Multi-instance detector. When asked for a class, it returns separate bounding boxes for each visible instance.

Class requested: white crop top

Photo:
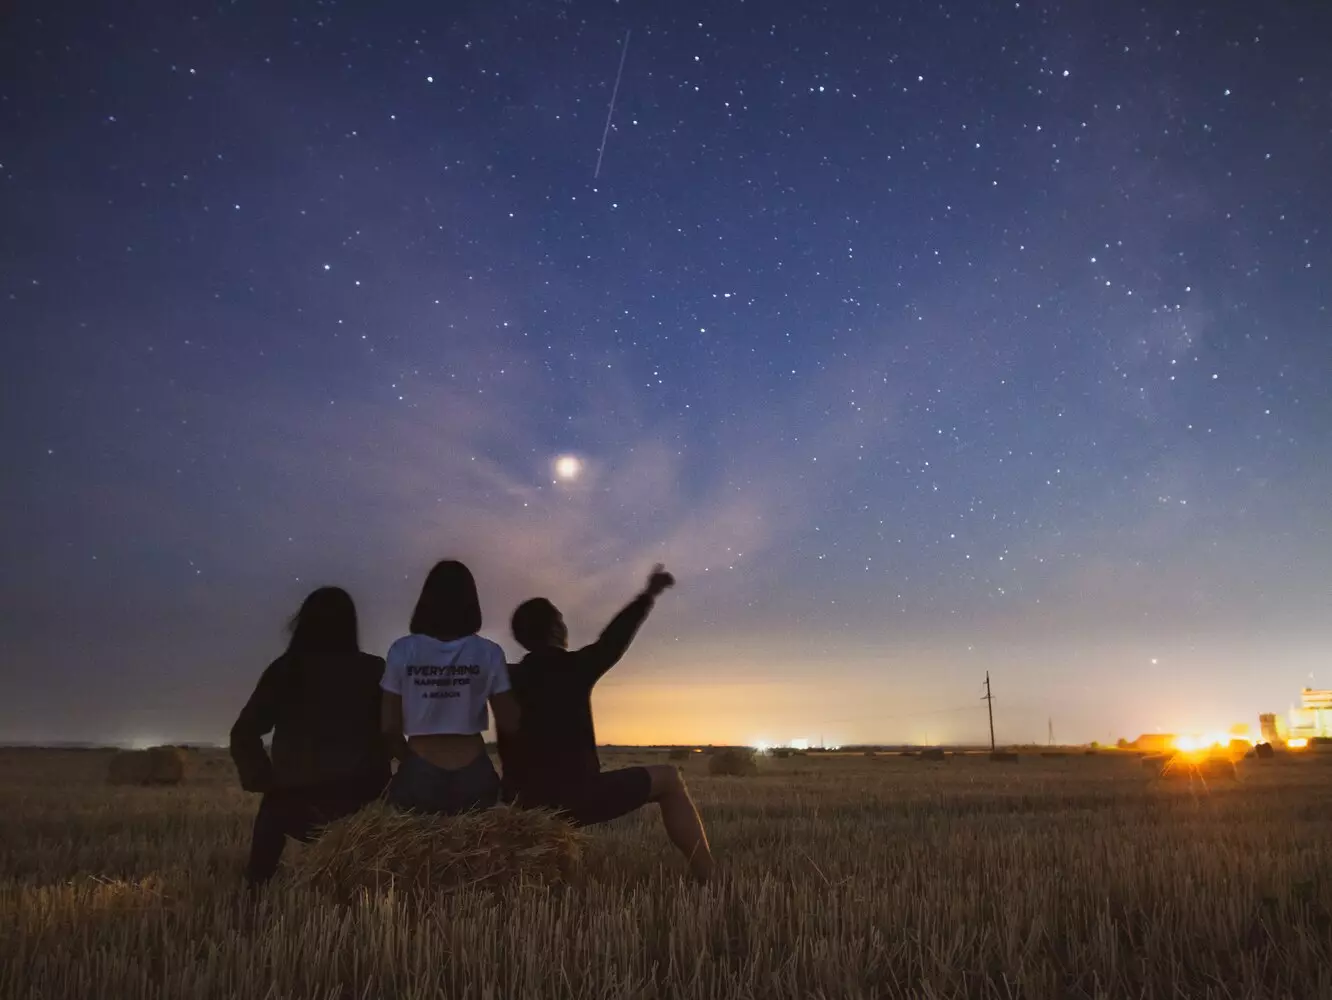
[381,633,511,737]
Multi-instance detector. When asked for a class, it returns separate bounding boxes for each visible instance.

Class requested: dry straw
[708,747,758,776]
[289,801,584,899]
[106,747,187,786]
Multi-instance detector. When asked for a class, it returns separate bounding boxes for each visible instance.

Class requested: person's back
[504,647,602,793]
[380,560,519,815]
[268,650,390,787]
[230,586,389,884]
[384,632,505,741]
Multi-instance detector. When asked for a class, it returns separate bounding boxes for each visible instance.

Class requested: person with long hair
[381,560,519,813]
[498,565,714,882]
[230,586,390,884]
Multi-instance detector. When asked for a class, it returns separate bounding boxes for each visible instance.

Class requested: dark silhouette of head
[410,560,483,641]
[287,587,360,655]
[511,597,569,652]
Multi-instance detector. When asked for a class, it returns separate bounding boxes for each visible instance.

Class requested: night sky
[3,2,1330,748]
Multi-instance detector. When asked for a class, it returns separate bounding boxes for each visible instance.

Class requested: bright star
[553,455,582,482]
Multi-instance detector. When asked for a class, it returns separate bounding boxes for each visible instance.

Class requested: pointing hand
[646,564,675,597]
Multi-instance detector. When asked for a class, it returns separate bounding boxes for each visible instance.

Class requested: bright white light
[790,738,810,751]
[553,454,582,482]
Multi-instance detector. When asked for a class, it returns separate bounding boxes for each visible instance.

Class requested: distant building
[1258,713,1282,745]
[1132,733,1176,753]
[1287,689,1332,742]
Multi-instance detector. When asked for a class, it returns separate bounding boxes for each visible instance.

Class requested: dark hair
[511,597,559,652]
[410,560,483,641]
[287,587,360,655]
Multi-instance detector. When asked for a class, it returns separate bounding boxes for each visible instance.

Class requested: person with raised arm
[380,560,520,814]
[499,565,714,882]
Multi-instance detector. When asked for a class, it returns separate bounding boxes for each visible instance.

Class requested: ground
[3,747,1332,999]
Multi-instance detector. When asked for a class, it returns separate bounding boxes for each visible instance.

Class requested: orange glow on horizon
[1173,731,1255,754]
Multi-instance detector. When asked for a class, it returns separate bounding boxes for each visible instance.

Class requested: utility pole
[1048,717,1054,746]
[983,671,996,753]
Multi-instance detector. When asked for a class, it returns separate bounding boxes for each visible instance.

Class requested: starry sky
[3,1,1330,748]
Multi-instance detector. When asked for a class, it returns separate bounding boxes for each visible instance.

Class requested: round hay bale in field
[107,746,186,786]
[989,751,1020,763]
[290,802,583,899]
[919,748,947,762]
[1254,742,1275,759]
[708,747,758,777]
[667,748,691,761]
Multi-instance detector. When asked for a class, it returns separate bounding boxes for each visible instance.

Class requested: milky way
[2,2,1329,746]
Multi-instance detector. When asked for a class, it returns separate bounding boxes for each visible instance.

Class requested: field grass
[3,747,1332,999]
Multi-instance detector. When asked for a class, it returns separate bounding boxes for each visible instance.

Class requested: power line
[983,671,996,753]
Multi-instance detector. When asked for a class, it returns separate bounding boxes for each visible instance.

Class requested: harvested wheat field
[3,747,1332,1000]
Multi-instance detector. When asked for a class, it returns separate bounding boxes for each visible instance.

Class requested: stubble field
[3,747,1332,1000]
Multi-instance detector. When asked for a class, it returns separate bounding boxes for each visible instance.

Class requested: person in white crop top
[380,560,520,815]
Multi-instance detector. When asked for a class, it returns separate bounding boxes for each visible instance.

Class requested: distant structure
[1258,713,1282,745]
[1132,733,1176,753]
[1287,689,1332,742]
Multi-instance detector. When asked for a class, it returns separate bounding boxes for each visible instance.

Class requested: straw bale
[107,746,186,786]
[919,748,947,762]
[989,751,1020,763]
[708,747,758,777]
[289,801,584,899]
[667,748,691,761]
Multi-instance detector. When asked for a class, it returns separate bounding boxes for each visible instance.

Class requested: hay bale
[290,801,583,899]
[667,748,691,761]
[107,746,186,786]
[1254,742,1275,759]
[919,748,947,762]
[773,748,792,759]
[708,747,758,777]
[990,751,1020,763]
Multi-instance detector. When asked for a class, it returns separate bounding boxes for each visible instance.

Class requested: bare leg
[645,764,714,883]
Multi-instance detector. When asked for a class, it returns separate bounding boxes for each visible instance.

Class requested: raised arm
[229,657,289,793]
[576,565,675,683]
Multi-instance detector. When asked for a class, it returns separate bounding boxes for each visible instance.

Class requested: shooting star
[594,29,631,180]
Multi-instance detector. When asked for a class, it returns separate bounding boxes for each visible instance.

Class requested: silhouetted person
[231,587,390,884]
[499,565,714,882]
[381,560,520,813]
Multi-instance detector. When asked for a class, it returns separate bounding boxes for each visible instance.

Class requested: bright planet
[553,455,583,482]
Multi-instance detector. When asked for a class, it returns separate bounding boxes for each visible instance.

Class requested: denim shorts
[388,752,500,816]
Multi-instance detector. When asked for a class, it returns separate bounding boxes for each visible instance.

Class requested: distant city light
[1173,732,1255,754]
